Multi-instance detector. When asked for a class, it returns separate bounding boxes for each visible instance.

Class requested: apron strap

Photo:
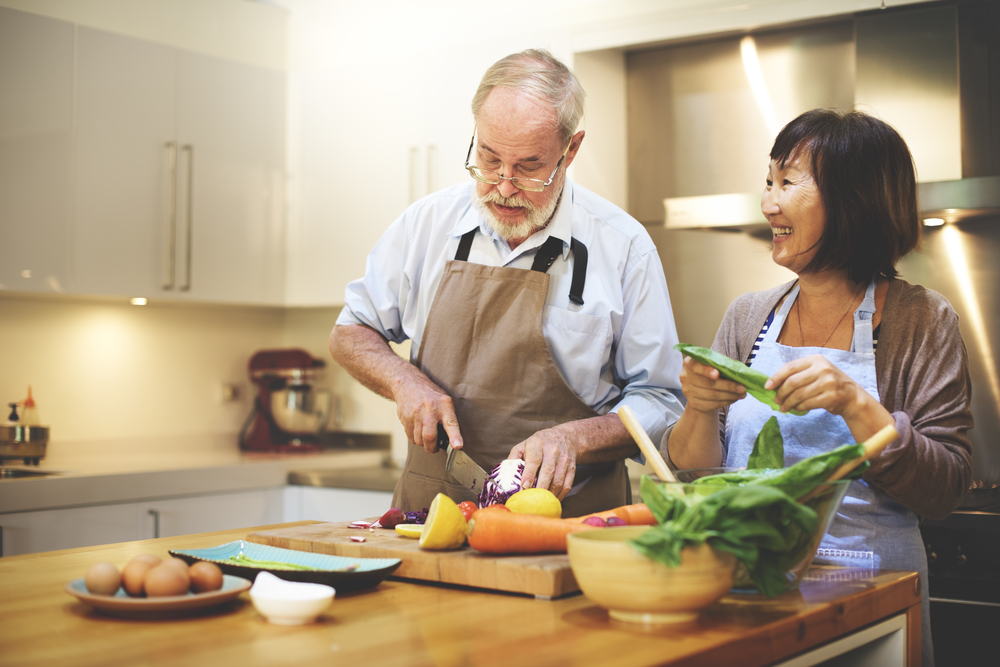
[454,229,588,304]
[455,229,477,261]
[569,238,587,305]
[530,236,565,272]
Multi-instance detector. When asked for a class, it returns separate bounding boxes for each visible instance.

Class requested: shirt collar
[450,180,575,262]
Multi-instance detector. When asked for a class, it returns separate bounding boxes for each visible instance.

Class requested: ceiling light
[922,218,945,227]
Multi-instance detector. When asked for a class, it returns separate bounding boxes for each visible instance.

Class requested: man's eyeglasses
[464,128,567,192]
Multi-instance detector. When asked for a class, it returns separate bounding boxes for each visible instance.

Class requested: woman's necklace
[796,282,866,348]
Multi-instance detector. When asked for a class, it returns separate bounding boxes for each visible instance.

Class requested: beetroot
[377,507,406,528]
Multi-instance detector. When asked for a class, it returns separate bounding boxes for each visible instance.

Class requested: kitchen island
[0,522,922,666]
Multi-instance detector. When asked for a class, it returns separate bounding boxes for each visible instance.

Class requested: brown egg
[84,562,122,596]
[163,557,190,575]
[188,562,224,593]
[130,553,162,567]
[122,559,158,597]
[143,563,190,597]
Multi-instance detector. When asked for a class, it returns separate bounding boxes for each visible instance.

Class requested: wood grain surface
[0,521,923,667]
[245,521,579,598]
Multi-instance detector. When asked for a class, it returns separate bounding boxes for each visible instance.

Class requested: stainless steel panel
[856,5,961,182]
[626,21,854,224]
[898,219,1000,485]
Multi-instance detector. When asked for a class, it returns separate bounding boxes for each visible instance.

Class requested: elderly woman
[662,108,973,667]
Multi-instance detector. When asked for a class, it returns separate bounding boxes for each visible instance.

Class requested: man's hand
[329,324,464,453]
[392,376,464,454]
[507,424,577,501]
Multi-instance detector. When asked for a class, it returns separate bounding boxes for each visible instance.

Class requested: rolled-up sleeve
[608,243,685,449]
[336,215,409,345]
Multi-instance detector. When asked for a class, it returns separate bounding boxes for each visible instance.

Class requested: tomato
[457,501,479,522]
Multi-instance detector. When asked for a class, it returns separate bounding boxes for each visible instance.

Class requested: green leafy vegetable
[674,343,807,416]
[633,439,870,597]
[748,416,783,469]
[631,484,818,597]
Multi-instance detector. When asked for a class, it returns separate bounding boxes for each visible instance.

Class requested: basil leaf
[674,343,807,416]
[748,416,784,469]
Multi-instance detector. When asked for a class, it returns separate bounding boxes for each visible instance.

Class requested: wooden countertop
[0,522,922,667]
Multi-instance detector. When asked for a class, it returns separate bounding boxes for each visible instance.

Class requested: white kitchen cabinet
[0,487,284,558]
[282,486,392,524]
[0,502,140,558]
[287,47,474,306]
[72,25,286,304]
[0,7,74,294]
[139,488,285,540]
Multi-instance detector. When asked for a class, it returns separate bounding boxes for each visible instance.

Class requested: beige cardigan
[661,278,974,520]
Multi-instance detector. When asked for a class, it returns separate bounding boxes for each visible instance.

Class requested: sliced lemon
[505,488,562,518]
[395,524,423,539]
[418,493,468,550]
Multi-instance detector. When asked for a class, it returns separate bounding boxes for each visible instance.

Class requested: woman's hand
[679,356,748,413]
[765,355,895,444]
[764,354,862,416]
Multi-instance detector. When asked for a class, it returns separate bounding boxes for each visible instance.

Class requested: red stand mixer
[239,349,333,452]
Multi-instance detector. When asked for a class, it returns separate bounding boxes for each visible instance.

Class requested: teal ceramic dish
[170,541,401,592]
[65,574,250,618]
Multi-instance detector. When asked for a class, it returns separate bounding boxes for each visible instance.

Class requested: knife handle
[436,423,449,452]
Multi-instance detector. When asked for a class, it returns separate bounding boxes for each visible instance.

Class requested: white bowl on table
[249,571,335,625]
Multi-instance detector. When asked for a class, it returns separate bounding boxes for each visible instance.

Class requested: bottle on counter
[6,402,19,425]
[20,386,40,426]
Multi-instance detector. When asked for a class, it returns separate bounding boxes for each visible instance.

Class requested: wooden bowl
[567,526,736,625]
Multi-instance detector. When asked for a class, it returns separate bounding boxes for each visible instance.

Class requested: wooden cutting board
[245,521,579,599]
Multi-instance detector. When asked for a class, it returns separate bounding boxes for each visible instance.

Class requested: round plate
[65,575,251,618]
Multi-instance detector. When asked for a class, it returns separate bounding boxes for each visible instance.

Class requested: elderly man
[329,49,683,517]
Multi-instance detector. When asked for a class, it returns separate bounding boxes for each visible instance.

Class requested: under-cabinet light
[130,297,148,306]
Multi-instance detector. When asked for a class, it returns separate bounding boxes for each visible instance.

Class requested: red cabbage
[478,459,535,507]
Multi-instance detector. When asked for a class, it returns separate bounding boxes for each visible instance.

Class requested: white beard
[474,186,563,243]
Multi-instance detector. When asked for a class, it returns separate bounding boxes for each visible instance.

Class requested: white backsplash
[0,293,408,464]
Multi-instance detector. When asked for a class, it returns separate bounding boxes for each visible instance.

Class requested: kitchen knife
[438,424,491,496]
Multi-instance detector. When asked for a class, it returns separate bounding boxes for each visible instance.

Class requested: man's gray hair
[471,49,585,146]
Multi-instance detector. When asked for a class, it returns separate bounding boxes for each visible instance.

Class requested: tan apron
[391,230,630,518]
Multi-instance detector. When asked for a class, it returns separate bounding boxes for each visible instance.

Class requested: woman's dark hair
[770,108,920,282]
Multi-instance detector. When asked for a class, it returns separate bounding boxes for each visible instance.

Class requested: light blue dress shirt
[336,179,684,447]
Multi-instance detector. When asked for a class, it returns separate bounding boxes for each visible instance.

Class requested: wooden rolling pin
[824,423,898,482]
[799,423,898,502]
[618,405,678,483]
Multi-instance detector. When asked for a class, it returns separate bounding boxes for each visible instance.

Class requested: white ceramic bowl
[249,571,335,625]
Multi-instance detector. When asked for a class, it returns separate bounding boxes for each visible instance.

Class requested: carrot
[570,503,658,526]
[467,507,599,554]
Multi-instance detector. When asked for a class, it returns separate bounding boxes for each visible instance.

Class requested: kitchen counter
[0,522,922,667]
[0,431,391,514]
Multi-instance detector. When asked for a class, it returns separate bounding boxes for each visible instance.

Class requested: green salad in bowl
[633,416,878,598]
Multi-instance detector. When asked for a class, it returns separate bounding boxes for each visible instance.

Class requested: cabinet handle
[164,142,178,290]
[180,144,194,291]
[148,509,160,539]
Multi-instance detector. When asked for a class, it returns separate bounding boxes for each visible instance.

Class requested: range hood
[643,1,1000,231]
[663,175,1000,232]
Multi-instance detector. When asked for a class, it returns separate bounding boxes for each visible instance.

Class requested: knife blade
[446,446,491,496]
[438,424,491,496]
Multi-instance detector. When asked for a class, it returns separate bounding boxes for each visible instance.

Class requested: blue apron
[725,279,933,666]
